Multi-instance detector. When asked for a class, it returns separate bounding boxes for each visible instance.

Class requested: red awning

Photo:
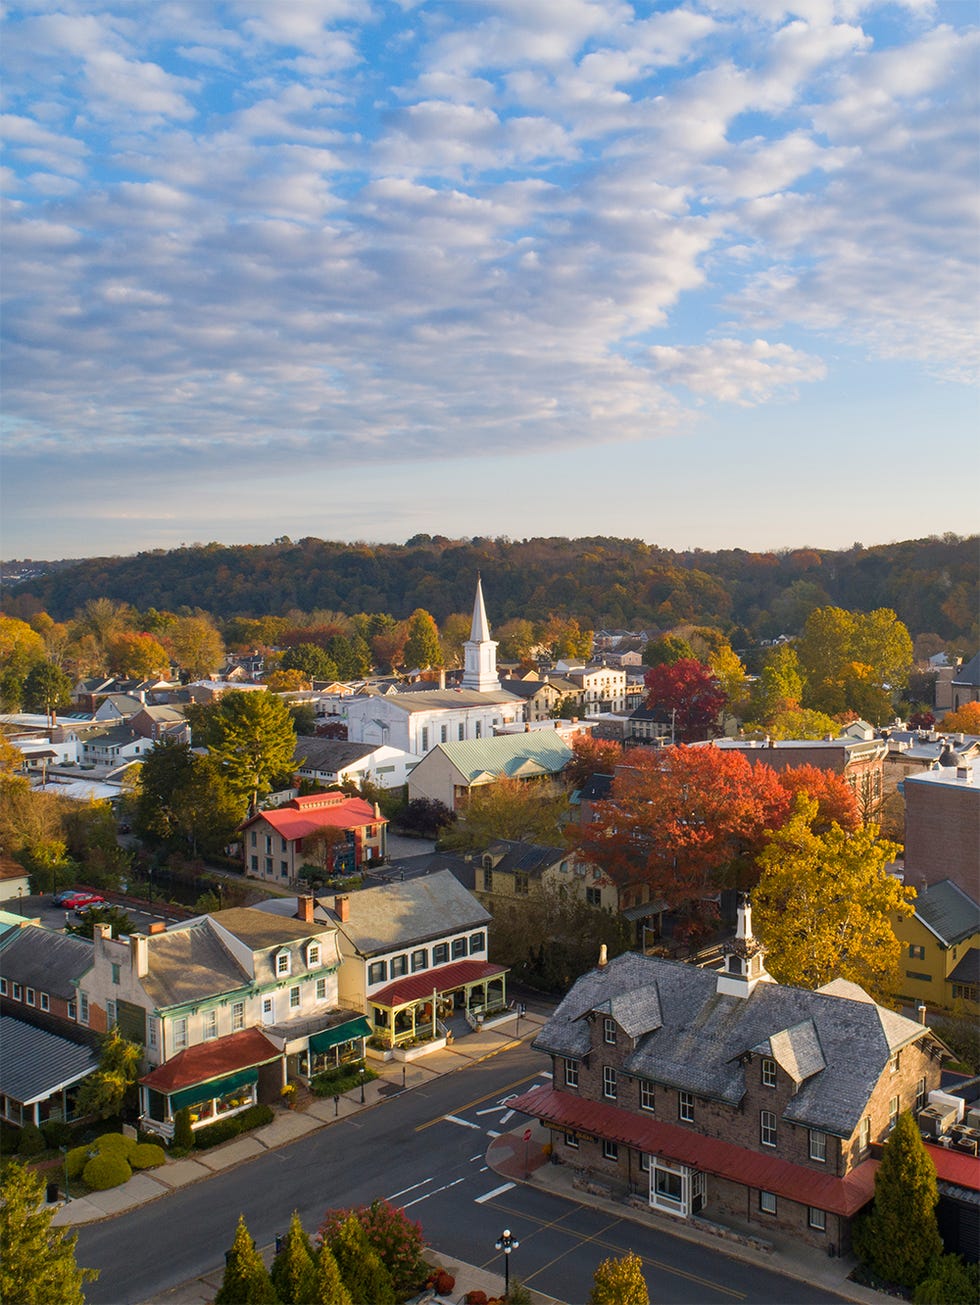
[510,1085,878,1218]
[370,960,508,1009]
[926,1141,980,1191]
[140,1028,281,1094]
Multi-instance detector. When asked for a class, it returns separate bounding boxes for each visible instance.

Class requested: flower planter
[365,1044,393,1063]
[393,1036,447,1062]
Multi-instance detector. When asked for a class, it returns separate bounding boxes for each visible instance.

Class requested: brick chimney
[335,895,350,923]
[297,894,315,924]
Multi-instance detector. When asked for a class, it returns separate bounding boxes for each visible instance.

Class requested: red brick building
[903,764,980,898]
[242,792,387,887]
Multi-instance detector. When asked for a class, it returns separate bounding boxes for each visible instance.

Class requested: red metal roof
[245,795,382,842]
[925,1141,980,1191]
[140,1029,281,1094]
[371,960,508,1009]
[510,1085,878,1217]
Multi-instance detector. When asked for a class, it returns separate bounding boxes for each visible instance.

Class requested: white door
[262,996,275,1024]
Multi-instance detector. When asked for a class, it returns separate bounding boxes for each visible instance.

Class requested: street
[75,1044,853,1305]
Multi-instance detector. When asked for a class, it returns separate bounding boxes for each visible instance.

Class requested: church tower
[461,574,501,693]
[716,892,773,998]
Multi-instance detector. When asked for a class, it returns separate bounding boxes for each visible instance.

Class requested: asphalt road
[75,1045,852,1305]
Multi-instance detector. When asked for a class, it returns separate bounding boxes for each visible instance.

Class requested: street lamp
[494,1228,519,1297]
[60,1146,71,1203]
[359,1066,365,1104]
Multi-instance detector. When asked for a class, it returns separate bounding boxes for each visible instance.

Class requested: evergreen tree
[22,661,73,714]
[188,690,298,812]
[0,1162,97,1305]
[402,608,443,669]
[312,1244,353,1305]
[589,1250,649,1305]
[73,1026,142,1120]
[270,1212,316,1305]
[215,1216,278,1305]
[173,1106,194,1151]
[328,1214,396,1305]
[853,1112,943,1289]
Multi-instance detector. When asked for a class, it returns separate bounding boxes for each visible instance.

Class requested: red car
[59,891,106,912]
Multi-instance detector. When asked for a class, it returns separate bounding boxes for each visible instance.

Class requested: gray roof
[952,652,980,687]
[534,951,933,1138]
[0,926,94,1000]
[293,737,380,770]
[361,688,521,712]
[482,840,570,877]
[914,880,980,946]
[0,1016,99,1104]
[321,869,489,956]
[141,919,250,1009]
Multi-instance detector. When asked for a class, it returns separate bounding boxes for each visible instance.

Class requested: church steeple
[716,892,772,998]
[461,573,500,692]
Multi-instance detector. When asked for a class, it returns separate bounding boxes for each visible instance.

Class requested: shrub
[435,1269,456,1295]
[172,1108,193,1152]
[93,1133,137,1158]
[465,1293,488,1305]
[193,1103,273,1150]
[82,1151,131,1190]
[913,1254,980,1304]
[40,1119,73,1150]
[17,1123,44,1158]
[65,1146,91,1179]
[129,1143,166,1170]
[506,1281,532,1305]
[320,1199,427,1297]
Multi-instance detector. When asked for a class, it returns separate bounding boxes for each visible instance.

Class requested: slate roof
[424,732,573,783]
[320,869,490,956]
[947,948,980,986]
[140,920,250,1010]
[293,738,380,770]
[914,880,980,946]
[533,951,936,1138]
[952,652,980,687]
[481,840,570,877]
[210,907,337,958]
[0,925,94,1000]
[0,1016,99,1104]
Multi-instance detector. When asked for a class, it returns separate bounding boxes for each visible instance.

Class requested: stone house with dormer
[512,900,947,1254]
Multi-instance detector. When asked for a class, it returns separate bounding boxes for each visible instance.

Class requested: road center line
[386,1178,432,1200]
[402,1176,466,1210]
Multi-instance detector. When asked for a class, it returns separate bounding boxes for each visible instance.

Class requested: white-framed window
[0,978,6,996]
[315,978,327,1000]
[603,1066,617,1100]
[421,727,429,752]
[106,999,116,1027]
[412,949,428,972]
[276,951,291,976]
[289,986,301,1009]
[564,1132,579,1149]
[79,991,89,1024]
[761,1057,777,1088]
[888,1096,899,1130]
[25,987,36,1007]
[173,1017,188,1050]
[39,992,50,1012]
[11,982,22,1001]
[367,960,386,985]
[759,1191,777,1215]
[148,1017,159,1049]
[889,1051,901,1074]
[603,1017,616,1044]
[307,943,321,968]
[640,1081,655,1112]
[232,1001,245,1031]
[808,1207,827,1232]
[809,1130,827,1163]
[679,1091,694,1122]
[564,1059,579,1088]
[204,1010,218,1040]
[67,1000,77,1021]
[915,1077,927,1111]
[603,1139,619,1161]
[440,725,447,743]
[760,1110,777,1148]
[859,1116,871,1155]
[639,1152,651,1173]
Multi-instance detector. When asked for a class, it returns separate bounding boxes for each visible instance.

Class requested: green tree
[589,1249,649,1305]
[853,1112,943,1289]
[312,1244,353,1305]
[21,661,73,714]
[495,618,538,664]
[642,633,693,667]
[913,1254,979,1304]
[439,612,473,667]
[403,608,443,669]
[73,1026,142,1121]
[797,606,912,719]
[326,1214,396,1305]
[440,777,570,853]
[753,798,912,1000]
[757,706,841,740]
[750,644,805,721]
[215,1216,277,1305]
[0,1162,98,1305]
[135,741,245,853]
[271,1211,317,1305]
[173,1107,194,1151]
[281,642,339,682]
[187,691,298,812]
[320,1200,426,1298]
[67,904,136,941]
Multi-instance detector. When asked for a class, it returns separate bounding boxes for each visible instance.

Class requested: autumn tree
[495,617,538,664]
[187,690,298,812]
[166,614,224,679]
[324,1214,396,1305]
[300,824,350,880]
[797,607,912,720]
[773,764,859,831]
[0,1162,97,1305]
[938,701,980,734]
[403,608,443,669]
[270,1211,317,1305]
[490,882,632,992]
[578,746,791,910]
[215,1216,277,1305]
[750,644,805,722]
[542,616,593,662]
[853,1112,943,1289]
[440,777,571,852]
[642,633,694,667]
[643,659,726,742]
[320,1200,427,1298]
[758,707,841,740]
[73,1027,142,1121]
[281,642,338,682]
[439,612,472,667]
[0,613,46,707]
[266,668,312,693]
[589,1250,649,1305]
[753,797,911,999]
[565,734,624,790]
[106,631,170,679]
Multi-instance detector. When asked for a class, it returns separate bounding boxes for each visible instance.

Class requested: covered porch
[265,1009,373,1081]
[0,1016,98,1129]
[368,959,509,1048]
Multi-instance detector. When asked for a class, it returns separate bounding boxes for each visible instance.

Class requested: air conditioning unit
[966,1106,980,1130]
[927,1090,965,1123]
[918,1104,959,1138]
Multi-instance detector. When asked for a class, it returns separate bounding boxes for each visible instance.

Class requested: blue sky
[2,0,977,561]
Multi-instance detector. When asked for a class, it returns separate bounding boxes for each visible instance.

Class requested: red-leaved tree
[565,735,625,790]
[643,659,726,742]
[773,763,860,832]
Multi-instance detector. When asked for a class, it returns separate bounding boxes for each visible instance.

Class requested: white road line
[499,1110,514,1125]
[475,1182,515,1205]
[403,1177,466,1210]
[386,1178,432,1200]
[486,1130,501,1138]
[469,1154,483,1162]
[542,1071,553,1079]
[476,1106,506,1115]
[444,1114,481,1130]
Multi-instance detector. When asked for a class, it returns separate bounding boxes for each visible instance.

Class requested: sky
[1,0,977,562]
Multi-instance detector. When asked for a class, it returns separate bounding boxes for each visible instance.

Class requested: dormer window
[761,1058,777,1088]
[276,950,291,977]
[307,942,321,969]
[603,1017,616,1045]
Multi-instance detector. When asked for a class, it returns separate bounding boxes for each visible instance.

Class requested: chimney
[439,668,446,690]
[335,895,350,923]
[148,921,166,935]
[918,1004,928,1025]
[297,894,315,924]
[956,764,973,783]
[597,943,608,969]
[132,934,149,978]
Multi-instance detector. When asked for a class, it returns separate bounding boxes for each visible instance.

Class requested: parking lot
[6,891,183,935]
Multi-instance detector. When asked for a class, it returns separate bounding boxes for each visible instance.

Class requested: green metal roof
[435,732,573,783]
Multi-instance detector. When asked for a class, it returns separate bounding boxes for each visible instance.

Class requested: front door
[650,1158,705,1217]
[261,996,275,1024]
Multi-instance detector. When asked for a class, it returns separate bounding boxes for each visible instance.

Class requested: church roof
[469,574,492,643]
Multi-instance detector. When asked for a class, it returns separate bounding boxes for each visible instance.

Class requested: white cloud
[648,338,827,404]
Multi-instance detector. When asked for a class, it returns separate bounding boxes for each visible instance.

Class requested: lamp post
[494,1228,519,1297]
[359,1066,365,1104]
[60,1146,71,1203]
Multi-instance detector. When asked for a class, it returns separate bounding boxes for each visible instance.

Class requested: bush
[913,1254,980,1304]
[172,1107,193,1152]
[321,1199,427,1297]
[17,1123,45,1158]
[465,1293,488,1305]
[506,1282,532,1305]
[129,1142,166,1170]
[65,1145,91,1179]
[93,1133,137,1158]
[40,1119,73,1150]
[311,1062,377,1097]
[82,1151,132,1190]
[435,1269,456,1295]
[193,1103,273,1150]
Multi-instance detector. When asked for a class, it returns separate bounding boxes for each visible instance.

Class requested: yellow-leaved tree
[753,796,912,1001]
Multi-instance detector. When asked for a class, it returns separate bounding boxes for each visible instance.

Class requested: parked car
[58,891,106,912]
[74,898,109,918]
[52,888,82,906]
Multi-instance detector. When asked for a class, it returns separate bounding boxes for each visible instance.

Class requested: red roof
[925,1141,980,1191]
[510,1085,878,1218]
[140,1029,281,1094]
[247,795,383,842]
[371,960,508,1009]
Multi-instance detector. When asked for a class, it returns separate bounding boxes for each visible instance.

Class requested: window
[585,887,602,906]
[640,1081,655,1112]
[280,862,289,878]
[809,1130,827,1162]
[265,835,272,853]
[889,1051,901,1074]
[475,721,481,739]
[458,724,465,741]
[469,932,486,954]
[148,1017,158,1049]
[289,986,301,1009]
[231,1001,245,1031]
[251,831,257,847]
[906,971,932,983]
[276,952,290,976]
[603,1066,617,1100]
[888,1095,899,1130]
[173,1017,188,1051]
[264,857,273,876]
[111,963,121,986]
[564,1132,579,1149]
[440,725,447,743]
[654,1163,684,1209]
[603,1139,619,1161]
[0,978,6,996]
[563,1059,579,1088]
[915,1077,927,1111]
[67,1001,77,1021]
[315,978,327,1000]
[251,855,259,871]
[761,1057,777,1088]
[106,1000,116,1026]
[451,938,467,960]
[808,1208,827,1232]
[411,949,428,972]
[367,961,386,985]
[859,1117,871,1155]
[79,991,89,1024]
[39,992,50,1012]
[909,944,925,959]
[639,1152,651,1173]
[204,1010,218,1039]
[603,1017,616,1044]
[25,987,35,1007]
[390,954,409,978]
[483,868,493,892]
[514,872,529,896]
[759,1191,777,1215]
[679,1092,694,1122]
[433,943,449,966]
[421,728,429,752]
[760,1110,777,1148]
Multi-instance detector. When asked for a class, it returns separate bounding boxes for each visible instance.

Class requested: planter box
[393,1037,447,1062]
[365,1045,393,1063]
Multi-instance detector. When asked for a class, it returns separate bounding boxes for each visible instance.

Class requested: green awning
[309,1017,372,1055]
[169,1067,259,1113]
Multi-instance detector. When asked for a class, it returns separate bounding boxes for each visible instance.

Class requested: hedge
[93,1133,138,1158]
[193,1104,274,1150]
[130,1142,167,1170]
[83,1151,132,1191]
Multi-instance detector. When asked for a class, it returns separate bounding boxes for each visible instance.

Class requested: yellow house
[894,879,980,1013]
[474,840,618,914]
